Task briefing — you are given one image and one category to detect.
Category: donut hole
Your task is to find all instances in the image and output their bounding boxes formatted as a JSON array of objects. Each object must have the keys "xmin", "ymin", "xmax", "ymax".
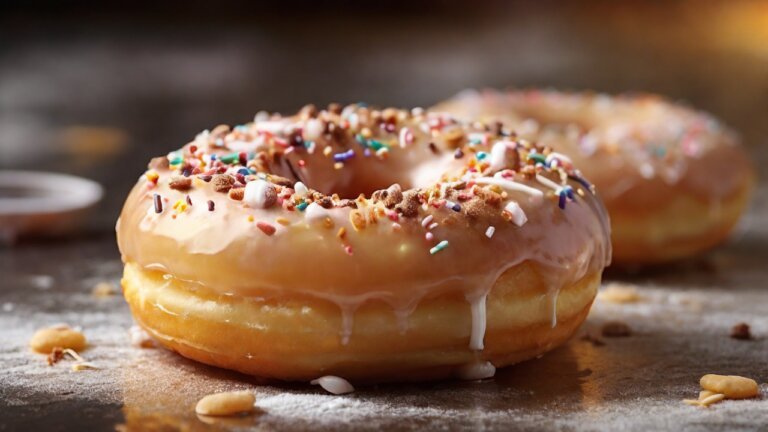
[
  {"xmin": 275, "ymin": 154, "xmax": 434, "ymax": 199},
  {"xmin": 510, "ymin": 106, "xmax": 595, "ymax": 133}
]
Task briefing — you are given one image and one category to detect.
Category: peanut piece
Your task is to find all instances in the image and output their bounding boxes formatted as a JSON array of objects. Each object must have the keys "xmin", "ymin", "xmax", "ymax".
[
  {"xmin": 699, "ymin": 393, "xmax": 725, "ymax": 407},
  {"xmin": 598, "ymin": 283, "xmax": 640, "ymax": 304},
  {"xmin": 30, "ymin": 325, "xmax": 86, "ymax": 354},
  {"xmin": 700, "ymin": 374, "xmax": 760, "ymax": 399},
  {"xmin": 195, "ymin": 391, "xmax": 255, "ymax": 416}
]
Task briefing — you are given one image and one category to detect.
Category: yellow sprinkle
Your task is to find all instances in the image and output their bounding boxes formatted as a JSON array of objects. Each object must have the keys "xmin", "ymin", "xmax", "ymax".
[
  {"xmin": 334, "ymin": 162, "xmax": 344, "ymax": 170},
  {"xmin": 172, "ymin": 200, "xmax": 187, "ymax": 213},
  {"xmin": 337, "ymin": 227, "xmax": 346, "ymax": 239},
  {"xmin": 145, "ymin": 171, "xmax": 159, "ymax": 183},
  {"xmin": 247, "ymin": 215, "xmax": 254, "ymax": 222},
  {"xmin": 323, "ymin": 146, "xmax": 333, "ymax": 157},
  {"xmin": 361, "ymin": 127, "xmax": 372, "ymax": 138},
  {"xmin": 276, "ymin": 217, "xmax": 291, "ymax": 226}
]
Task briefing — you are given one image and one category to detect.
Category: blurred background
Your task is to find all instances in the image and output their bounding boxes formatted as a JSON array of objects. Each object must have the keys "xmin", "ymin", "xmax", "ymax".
[{"xmin": 2, "ymin": 0, "xmax": 767, "ymax": 233}]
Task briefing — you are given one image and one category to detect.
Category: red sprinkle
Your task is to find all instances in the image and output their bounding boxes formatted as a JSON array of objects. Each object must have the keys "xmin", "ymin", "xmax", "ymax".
[
  {"xmin": 256, "ymin": 221, "xmax": 276, "ymax": 236},
  {"xmin": 207, "ymin": 200, "xmax": 215, "ymax": 211},
  {"xmin": 344, "ymin": 245, "xmax": 353, "ymax": 255}
]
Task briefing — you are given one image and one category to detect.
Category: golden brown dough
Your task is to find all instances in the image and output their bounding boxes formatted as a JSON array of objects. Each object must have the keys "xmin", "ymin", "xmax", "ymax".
[
  {"xmin": 433, "ymin": 90, "xmax": 754, "ymax": 264},
  {"xmin": 117, "ymin": 104, "xmax": 610, "ymax": 382}
]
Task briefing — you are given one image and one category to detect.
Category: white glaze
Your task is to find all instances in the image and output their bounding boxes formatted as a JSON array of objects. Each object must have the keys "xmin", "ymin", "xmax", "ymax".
[
  {"xmin": 457, "ymin": 360, "xmax": 496, "ymax": 380},
  {"xmin": 310, "ymin": 375, "xmax": 355, "ymax": 394}
]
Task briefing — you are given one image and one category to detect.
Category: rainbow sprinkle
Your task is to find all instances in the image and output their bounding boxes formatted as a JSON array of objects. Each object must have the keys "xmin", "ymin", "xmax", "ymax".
[
  {"xmin": 153, "ymin": 194, "xmax": 163, "ymax": 213},
  {"xmin": 429, "ymin": 240, "xmax": 449, "ymax": 255}
]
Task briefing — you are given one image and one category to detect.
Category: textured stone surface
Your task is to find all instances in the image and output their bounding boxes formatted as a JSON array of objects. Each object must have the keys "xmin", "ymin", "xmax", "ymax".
[{"xmin": 3, "ymin": 2, "xmax": 768, "ymax": 430}]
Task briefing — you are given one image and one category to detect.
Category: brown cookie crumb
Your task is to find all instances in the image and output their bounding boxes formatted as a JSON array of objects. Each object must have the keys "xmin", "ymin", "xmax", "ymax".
[
  {"xmin": 337, "ymin": 199, "xmax": 358, "ymax": 209},
  {"xmin": 601, "ymin": 321, "xmax": 632, "ymax": 337},
  {"xmin": 268, "ymin": 175, "xmax": 294, "ymax": 187},
  {"xmin": 210, "ymin": 124, "xmax": 231, "ymax": 138},
  {"xmin": 317, "ymin": 196, "xmax": 334, "ymax": 209},
  {"xmin": 148, "ymin": 156, "xmax": 170, "ymax": 170},
  {"xmin": 381, "ymin": 108, "xmax": 399, "ymax": 123},
  {"xmin": 169, "ymin": 176, "xmax": 192, "ymax": 191},
  {"xmin": 730, "ymin": 323, "xmax": 752, "ymax": 340},
  {"xmin": 228, "ymin": 187, "xmax": 244, "ymax": 201},
  {"xmin": 327, "ymin": 103, "xmax": 342, "ymax": 115},
  {"xmin": 299, "ymin": 104, "xmax": 318, "ymax": 119},
  {"xmin": 460, "ymin": 198, "xmax": 481, "ymax": 219},
  {"xmin": 441, "ymin": 126, "xmax": 465, "ymax": 149},
  {"xmin": 395, "ymin": 190, "xmax": 420, "ymax": 217},
  {"xmin": 212, "ymin": 174, "xmax": 235, "ymax": 192},
  {"xmin": 47, "ymin": 347, "xmax": 65, "ymax": 365},
  {"xmin": 472, "ymin": 186, "xmax": 502, "ymax": 207},
  {"xmin": 373, "ymin": 184, "xmax": 404, "ymax": 209}
]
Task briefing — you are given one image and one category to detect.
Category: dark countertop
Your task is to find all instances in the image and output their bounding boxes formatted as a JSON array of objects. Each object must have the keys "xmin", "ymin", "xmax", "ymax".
[{"xmin": 2, "ymin": 1, "xmax": 768, "ymax": 430}]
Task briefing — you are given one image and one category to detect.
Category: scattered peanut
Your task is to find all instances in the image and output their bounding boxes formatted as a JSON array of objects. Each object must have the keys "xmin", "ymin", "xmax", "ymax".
[
  {"xmin": 195, "ymin": 391, "xmax": 255, "ymax": 416},
  {"xmin": 71, "ymin": 362, "xmax": 99, "ymax": 372},
  {"xmin": 730, "ymin": 323, "xmax": 752, "ymax": 340},
  {"xmin": 598, "ymin": 283, "xmax": 641, "ymax": 304},
  {"xmin": 129, "ymin": 325, "xmax": 156, "ymax": 348},
  {"xmin": 699, "ymin": 393, "xmax": 726, "ymax": 406},
  {"xmin": 92, "ymin": 281, "xmax": 117, "ymax": 298},
  {"xmin": 700, "ymin": 374, "xmax": 760, "ymax": 399},
  {"xmin": 684, "ymin": 392, "xmax": 725, "ymax": 408},
  {"xmin": 601, "ymin": 321, "xmax": 632, "ymax": 337},
  {"xmin": 30, "ymin": 325, "xmax": 87, "ymax": 354}
]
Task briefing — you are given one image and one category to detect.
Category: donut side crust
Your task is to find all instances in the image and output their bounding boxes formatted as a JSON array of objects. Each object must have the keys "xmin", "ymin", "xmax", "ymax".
[{"xmin": 122, "ymin": 261, "xmax": 600, "ymax": 382}]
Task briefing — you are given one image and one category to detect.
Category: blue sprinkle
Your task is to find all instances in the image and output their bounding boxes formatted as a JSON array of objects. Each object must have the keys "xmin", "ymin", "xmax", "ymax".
[
  {"xmin": 364, "ymin": 148, "xmax": 372, "ymax": 157},
  {"xmin": 569, "ymin": 175, "xmax": 592, "ymax": 192},
  {"xmin": 430, "ymin": 240, "xmax": 449, "ymax": 255},
  {"xmin": 355, "ymin": 134, "xmax": 368, "ymax": 146},
  {"xmin": 237, "ymin": 168, "xmax": 251, "ymax": 176},
  {"xmin": 564, "ymin": 185, "xmax": 575, "ymax": 200},
  {"xmin": 296, "ymin": 201, "xmax": 309, "ymax": 211},
  {"xmin": 333, "ymin": 149, "xmax": 356, "ymax": 162},
  {"xmin": 558, "ymin": 190, "xmax": 567, "ymax": 209},
  {"xmin": 210, "ymin": 154, "xmax": 217, "ymax": 161}
]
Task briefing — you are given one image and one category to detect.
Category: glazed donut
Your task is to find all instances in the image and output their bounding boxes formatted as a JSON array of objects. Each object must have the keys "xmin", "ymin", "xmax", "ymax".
[
  {"xmin": 117, "ymin": 104, "xmax": 610, "ymax": 383},
  {"xmin": 433, "ymin": 90, "xmax": 754, "ymax": 264}
]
